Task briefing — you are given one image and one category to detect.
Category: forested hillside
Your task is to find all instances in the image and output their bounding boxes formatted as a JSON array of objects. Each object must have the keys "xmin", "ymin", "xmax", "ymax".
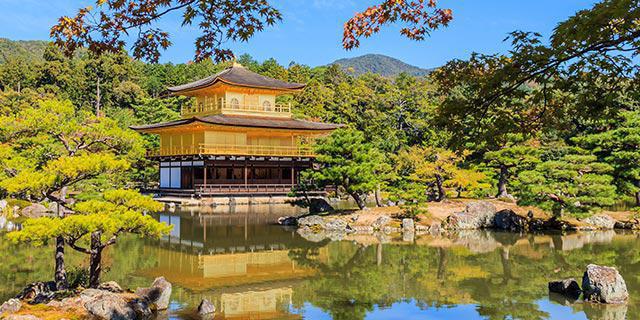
[
  {"xmin": 0, "ymin": 38, "xmax": 48, "ymax": 63},
  {"xmin": 331, "ymin": 54, "xmax": 432, "ymax": 77}
]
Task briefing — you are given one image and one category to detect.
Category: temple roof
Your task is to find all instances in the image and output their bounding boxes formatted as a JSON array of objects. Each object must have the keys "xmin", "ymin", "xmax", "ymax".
[
  {"xmin": 167, "ymin": 63, "xmax": 306, "ymax": 94},
  {"xmin": 130, "ymin": 114, "xmax": 341, "ymax": 132}
]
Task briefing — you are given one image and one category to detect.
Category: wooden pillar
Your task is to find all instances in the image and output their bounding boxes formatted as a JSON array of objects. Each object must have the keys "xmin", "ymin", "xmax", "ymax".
[
  {"xmin": 191, "ymin": 162, "xmax": 195, "ymax": 192},
  {"xmin": 203, "ymin": 161, "xmax": 207, "ymax": 191},
  {"xmin": 291, "ymin": 160, "xmax": 295, "ymax": 186},
  {"xmin": 244, "ymin": 159, "xmax": 248, "ymax": 187}
]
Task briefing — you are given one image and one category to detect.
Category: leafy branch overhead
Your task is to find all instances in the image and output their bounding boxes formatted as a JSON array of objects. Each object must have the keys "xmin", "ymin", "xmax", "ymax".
[{"xmin": 50, "ymin": 0, "xmax": 453, "ymax": 63}]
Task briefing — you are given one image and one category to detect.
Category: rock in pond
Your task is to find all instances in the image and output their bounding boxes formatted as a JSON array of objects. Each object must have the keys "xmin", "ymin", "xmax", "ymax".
[
  {"xmin": 135, "ymin": 277, "xmax": 172, "ymax": 310},
  {"xmin": 582, "ymin": 264, "xmax": 628, "ymax": 304},
  {"xmin": 197, "ymin": 299, "xmax": 215, "ymax": 315},
  {"xmin": 493, "ymin": 209, "xmax": 528, "ymax": 232},
  {"xmin": 0, "ymin": 298, "xmax": 21, "ymax": 315},
  {"xmin": 444, "ymin": 201, "xmax": 496, "ymax": 230},
  {"xmin": 82, "ymin": 289, "xmax": 152, "ymax": 320},
  {"xmin": 548, "ymin": 278, "xmax": 581, "ymax": 299},
  {"xmin": 277, "ymin": 216, "xmax": 297, "ymax": 226}
]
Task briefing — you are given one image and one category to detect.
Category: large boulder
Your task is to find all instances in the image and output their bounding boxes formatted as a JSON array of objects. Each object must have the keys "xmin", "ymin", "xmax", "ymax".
[
  {"xmin": 297, "ymin": 215, "xmax": 324, "ymax": 227},
  {"xmin": 548, "ymin": 278, "xmax": 581, "ymax": 299},
  {"xmin": 135, "ymin": 277, "xmax": 172, "ymax": 310},
  {"xmin": 444, "ymin": 201, "xmax": 496, "ymax": 230},
  {"xmin": 583, "ymin": 214, "xmax": 616, "ymax": 230},
  {"xmin": 81, "ymin": 289, "xmax": 152, "ymax": 320},
  {"xmin": 20, "ymin": 204, "xmax": 49, "ymax": 218},
  {"xmin": 582, "ymin": 264, "xmax": 628, "ymax": 304},
  {"xmin": 309, "ymin": 198, "xmax": 334, "ymax": 214},
  {"xmin": 493, "ymin": 209, "xmax": 528, "ymax": 232},
  {"xmin": 0, "ymin": 299, "xmax": 21, "ymax": 315}
]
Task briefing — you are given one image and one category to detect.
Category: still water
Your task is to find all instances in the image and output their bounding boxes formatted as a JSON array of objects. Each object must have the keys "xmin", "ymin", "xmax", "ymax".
[{"xmin": 1, "ymin": 204, "xmax": 639, "ymax": 320}]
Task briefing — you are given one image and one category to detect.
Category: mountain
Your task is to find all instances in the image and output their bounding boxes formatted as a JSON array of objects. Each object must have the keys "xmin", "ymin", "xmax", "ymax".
[
  {"xmin": 330, "ymin": 54, "xmax": 433, "ymax": 77},
  {"xmin": 0, "ymin": 38, "xmax": 49, "ymax": 63}
]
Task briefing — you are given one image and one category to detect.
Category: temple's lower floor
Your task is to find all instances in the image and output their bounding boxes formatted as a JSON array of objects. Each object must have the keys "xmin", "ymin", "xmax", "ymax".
[{"xmin": 155, "ymin": 156, "xmax": 313, "ymax": 196}]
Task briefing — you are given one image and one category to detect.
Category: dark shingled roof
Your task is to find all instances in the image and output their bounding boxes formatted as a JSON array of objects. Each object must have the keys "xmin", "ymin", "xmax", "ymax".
[
  {"xmin": 167, "ymin": 64, "xmax": 306, "ymax": 93},
  {"xmin": 130, "ymin": 114, "xmax": 341, "ymax": 131}
]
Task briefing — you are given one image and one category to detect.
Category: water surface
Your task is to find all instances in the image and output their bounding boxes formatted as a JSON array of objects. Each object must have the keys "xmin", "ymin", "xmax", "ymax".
[{"xmin": 1, "ymin": 204, "xmax": 638, "ymax": 320}]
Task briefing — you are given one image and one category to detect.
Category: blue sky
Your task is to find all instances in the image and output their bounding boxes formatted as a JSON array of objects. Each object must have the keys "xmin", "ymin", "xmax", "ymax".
[{"xmin": 0, "ymin": 0, "xmax": 597, "ymax": 68}]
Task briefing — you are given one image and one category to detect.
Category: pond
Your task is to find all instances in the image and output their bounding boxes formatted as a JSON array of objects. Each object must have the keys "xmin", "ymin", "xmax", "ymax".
[{"xmin": 1, "ymin": 204, "xmax": 638, "ymax": 320}]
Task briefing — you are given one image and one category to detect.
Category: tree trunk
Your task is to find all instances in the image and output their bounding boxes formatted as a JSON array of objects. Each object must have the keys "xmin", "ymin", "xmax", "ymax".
[
  {"xmin": 635, "ymin": 190, "xmax": 640, "ymax": 207},
  {"xmin": 54, "ymin": 236, "xmax": 68, "ymax": 290},
  {"xmin": 374, "ymin": 184, "xmax": 384, "ymax": 207},
  {"xmin": 88, "ymin": 231, "xmax": 103, "ymax": 289},
  {"xmin": 496, "ymin": 165, "xmax": 510, "ymax": 198},
  {"xmin": 350, "ymin": 192, "xmax": 366, "ymax": 210},
  {"xmin": 435, "ymin": 175, "xmax": 446, "ymax": 202},
  {"xmin": 54, "ymin": 187, "xmax": 68, "ymax": 290}
]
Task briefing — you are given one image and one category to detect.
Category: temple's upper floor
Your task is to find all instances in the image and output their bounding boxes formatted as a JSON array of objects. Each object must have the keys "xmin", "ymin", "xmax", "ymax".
[{"xmin": 168, "ymin": 63, "xmax": 305, "ymax": 119}]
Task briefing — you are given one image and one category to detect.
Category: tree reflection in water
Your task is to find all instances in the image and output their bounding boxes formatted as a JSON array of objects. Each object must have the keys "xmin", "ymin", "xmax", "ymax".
[{"xmin": 1, "ymin": 206, "xmax": 638, "ymax": 320}]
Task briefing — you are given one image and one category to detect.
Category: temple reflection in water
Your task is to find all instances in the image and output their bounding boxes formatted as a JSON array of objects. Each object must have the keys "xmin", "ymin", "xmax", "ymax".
[{"xmin": 143, "ymin": 205, "xmax": 316, "ymax": 319}]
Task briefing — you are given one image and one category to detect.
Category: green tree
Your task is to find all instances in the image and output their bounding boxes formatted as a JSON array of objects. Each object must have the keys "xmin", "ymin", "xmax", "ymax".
[
  {"xmin": 517, "ymin": 148, "xmax": 617, "ymax": 217},
  {"xmin": 8, "ymin": 189, "xmax": 170, "ymax": 288},
  {"xmin": 573, "ymin": 110, "xmax": 640, "ymax": 206},
  {"xmin": 484, "ymin": 144, "xmax": 541, "ymax": 199},
  {"xmin": 0, "ymin": 99, "xmax": 144, "ymax": 289},
  {"xmin": 396, "ymin": 146, "xmax": 467, "ymax": 201},
  {"xmin": 310, "ymin": 128, "xmax": 388, "ymax": 209}
]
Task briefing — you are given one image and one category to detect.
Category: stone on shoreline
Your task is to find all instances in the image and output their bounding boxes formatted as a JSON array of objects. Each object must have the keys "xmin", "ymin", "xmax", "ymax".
[
  {"xmin": 444, "ymin": 201, "xmax": 496, "ymax": 230},
  {"xmin": 135, "ymin": 277, "xmax": 172, "ymax": 310},
  {"xmin": 548, "ymin": 278, "xmax": 581, "ymax": 299},
  {"xmin": 493, "ymin": 209, "xmax": 528, "ymax": 232},
  {"xmin": 309, "ymin": 198, "xmax": 334, "ymax": 213},
  {"xmin": 582, "ymin": 215, "xmax": 616, "ymax": 230},
  {"xmin": 0, "ymin": 298, "xmax": 22, "ymax": 315},
  {"xmin": 324, "ymin": 219, "xmax": 348, "ymax": 231},
  {"xmin": 297, "ymin": 215, "xmax": 324, "ymax": 227},
  {"xmin": 582, "ymin": 264, "xmax": 628, "ymax": 304},
  {"xmin": 82, "ymin": 289, "xmax": 152, "ymax": 320}
]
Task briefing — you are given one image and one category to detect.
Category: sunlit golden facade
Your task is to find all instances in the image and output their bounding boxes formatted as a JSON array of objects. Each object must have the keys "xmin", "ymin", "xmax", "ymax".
[{"xmin": 131, "ymin": 63, "xmax": 339, "ymax": 195}]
